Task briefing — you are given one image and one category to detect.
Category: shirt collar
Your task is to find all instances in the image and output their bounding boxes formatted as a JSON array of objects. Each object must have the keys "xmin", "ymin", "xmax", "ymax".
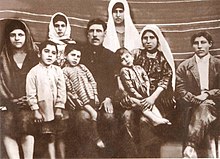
[{"xmin": 195, "ymin": 53, "xmax": 210, "ymax": 64}]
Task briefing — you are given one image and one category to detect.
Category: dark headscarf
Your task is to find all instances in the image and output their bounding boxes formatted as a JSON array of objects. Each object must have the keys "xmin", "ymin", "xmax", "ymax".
[{"xmin": 0, "ymin": 19, "xmax": 38, "ymax": 100}]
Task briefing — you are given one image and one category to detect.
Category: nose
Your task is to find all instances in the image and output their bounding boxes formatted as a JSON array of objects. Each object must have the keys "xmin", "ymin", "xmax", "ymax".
[
  {"xmin": 93, "ymin": 30, "xmax": 97, "ymax": 36},
  {"xmin": 198, "ymin": 42, "xmax": 202, "ymax": 48},
  {"xmin": 58, "ymin": 26, "xmax": 62, "ymax": 31},
  {"xmin": 15, "ymin": 34, "xmax": 19, "ymax": 41},
  {"xmin": 116, "ymin": 11, "xmax": 120, "ymax": 17}
]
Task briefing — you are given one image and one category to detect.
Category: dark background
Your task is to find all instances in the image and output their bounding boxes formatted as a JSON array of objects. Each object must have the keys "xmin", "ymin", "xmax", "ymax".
[{"xmin": 0, "ymin": 0, "xmax": 219, "ymax": 66}]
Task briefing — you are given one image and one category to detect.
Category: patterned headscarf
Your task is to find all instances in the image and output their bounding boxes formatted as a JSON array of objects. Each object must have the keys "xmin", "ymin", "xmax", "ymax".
[
  {"xmin": 140, "ymin": 24, "xmax": 176, "ymax": 90},
  {"xmin": 103, "ymin": 0, "xmax": 141, "ymax": 52}
]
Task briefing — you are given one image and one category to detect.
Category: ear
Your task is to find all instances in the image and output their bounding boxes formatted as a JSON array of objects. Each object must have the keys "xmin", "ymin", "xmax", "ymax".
[
  {"xmin": 104, "ymin": 30, "xmax": 107, "ymax": 37},
  {"xmin": 209, "ymin": 41, "xmax": 213, "ymax": 48}
]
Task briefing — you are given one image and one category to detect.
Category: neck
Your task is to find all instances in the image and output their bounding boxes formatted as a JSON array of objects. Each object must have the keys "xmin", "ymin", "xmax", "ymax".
[
  {"xmin": 12, "ymin": 48, "xmax": 26, "ymax": 55},
  {"xmin": 115, "ymin": 24, "xmax": 125, "ymax": 33},
  {"xmin": 145, "ymin": 48, "xmax": 158, "ymax": 54}
]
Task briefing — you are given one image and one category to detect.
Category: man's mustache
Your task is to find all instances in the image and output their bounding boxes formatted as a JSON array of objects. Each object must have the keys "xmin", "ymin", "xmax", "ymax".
[{"xmin": 92, "ymin": 38, "xmax": 99, "ymax": 41}]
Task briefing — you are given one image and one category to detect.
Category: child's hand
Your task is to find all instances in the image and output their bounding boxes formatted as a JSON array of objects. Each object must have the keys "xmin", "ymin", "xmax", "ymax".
[
  {"xmin": 94, "ymin": 95, "xmax": 100, "ymax": 106},
  {"xmin": 34, "ymin": 110, "xmax": 43, "ymax": 123},
  {"xmin": 55, "ymin": 108, "xmax": 63, "ymax": 120},
  {"xmin": 76, "ymin": 99, "xmax": 83, "ymax": 107}
]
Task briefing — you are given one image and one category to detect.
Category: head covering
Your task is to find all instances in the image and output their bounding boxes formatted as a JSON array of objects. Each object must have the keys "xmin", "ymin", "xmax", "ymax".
[
  {"xmin": 48, "ymin": 12, "xmax": 71, "ymax": 44},
  {"xmin": 103, "ymin": 0, "xmax": 141, "ymax": 52},
  {"xmin": 0, "ymin": 19, "xmax": 38, "ymax": 99},
  {"xmin": 140, "ymin": 24, "xmax": 176, "ymax": 90}
]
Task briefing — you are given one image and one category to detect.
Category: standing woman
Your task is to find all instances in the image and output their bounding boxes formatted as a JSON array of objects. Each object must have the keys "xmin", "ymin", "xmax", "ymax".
[
  {"xmin": 0, "ymin": 19, "xmax": 39, "ymax": 159},
  {"xmin": 48, "ymin": 12, "xmax": 75, "ymax": 67},
  {"xmin": 134, "ymin": 24, "xmax": 176, "ymax": 157}
]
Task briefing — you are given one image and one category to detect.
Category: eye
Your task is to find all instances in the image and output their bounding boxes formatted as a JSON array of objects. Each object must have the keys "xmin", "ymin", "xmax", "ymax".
[
  {"xmin": 201, "ymin": 40, "xmax": 207, "ymax": 44},
  {"xmin": 88, "ymin": 29, "xmax": 94, "ymax": 33},
  {"xmin": 119, "ymin": 10, "xmax": 124, "ymax": 13},
  {"xmin": 54, "ymin": 24, "xmax": 59, "ymax": 28},
  {"xmin": 96, "ymin": 29, "xmax": 102, "ymax": 33},
  {"xmin": 44, "ymin": 49, "xmax": 49, "ymax": 53},
  {"xmin": 51, "ymin": 51, "xmax": 56, "ymax": 55},
  {"xmin": 61, "ymin": 24, "xmax": 66, "ymax": 27},
  {"xmin": 150, "ymin": 36, "xmax": 155, "ymax": 39},
  {"xmin": 18, "ymin": 33, "xmax": 25, "ymax": 37}
]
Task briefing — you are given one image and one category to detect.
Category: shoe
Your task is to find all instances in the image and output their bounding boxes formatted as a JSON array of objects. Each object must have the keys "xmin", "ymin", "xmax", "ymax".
[
  {"xmin": 96, "ymin": 139, "xmax": 105, "ymax": 148},
  {"xmin": 183, "ymin": 146, "xmax": 197, "ymax": 158}
]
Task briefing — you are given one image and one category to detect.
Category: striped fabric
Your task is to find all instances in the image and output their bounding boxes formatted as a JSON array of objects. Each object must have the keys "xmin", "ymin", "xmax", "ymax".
[
  {"xmin": 0, "ymin": 0, "xmax": 219, "ymax": 65},
  {"xmin": 63, "ymin": 64, "xmax": 97, "ymax": 105}
]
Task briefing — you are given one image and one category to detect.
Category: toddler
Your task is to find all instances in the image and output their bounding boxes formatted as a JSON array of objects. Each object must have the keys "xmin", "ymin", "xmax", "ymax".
[{"xmin": 62, "ymin": 43, "xmax": 105, "ymax": 148}]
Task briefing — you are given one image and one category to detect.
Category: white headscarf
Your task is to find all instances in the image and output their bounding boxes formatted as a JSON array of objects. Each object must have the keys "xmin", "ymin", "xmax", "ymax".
[
  {"xmin": 48, "ymin": 12, "xmax": 71, "ymax": 44},
  {"xmin": 140, "ymin": 24, "xmax": 176, "ymax": 90},
  {"xmin": 103, "ymin": 0, "xmax": 141, "ymax": 52}
]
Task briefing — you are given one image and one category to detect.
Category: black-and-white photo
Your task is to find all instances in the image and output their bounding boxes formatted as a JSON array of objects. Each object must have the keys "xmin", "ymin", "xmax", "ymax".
[{"xmin": 0, "ymin": 0, "xmax": 219, "ymax": 158}]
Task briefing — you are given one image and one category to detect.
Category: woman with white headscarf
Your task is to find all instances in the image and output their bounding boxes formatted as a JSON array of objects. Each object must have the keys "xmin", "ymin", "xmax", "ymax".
[
  {"xmin": 134, "ymin": 24, "xmax": 176, "ymax": 157},
  {"xmin": 103, "ymin": 0, "xmax": 141, "ymax": 52},
  {"xmin": 117, "ymin": 24, "xmax": 176, "ymax": 157},
  {"xmin": 48, "ymin": 12, "xmax": 75, "ymax": 67}
]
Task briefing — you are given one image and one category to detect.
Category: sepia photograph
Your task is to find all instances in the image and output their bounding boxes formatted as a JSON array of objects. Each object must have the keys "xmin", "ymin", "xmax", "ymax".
[{"xmin": 0, "ymin": 0, "xmax": 220, "ymax": 158}]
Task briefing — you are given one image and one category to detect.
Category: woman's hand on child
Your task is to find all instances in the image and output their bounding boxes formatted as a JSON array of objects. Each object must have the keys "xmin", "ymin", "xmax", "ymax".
[
  {"xmin": 141, "ymin": 96, "xmax": 155, "ymax": 109},
  {"xmin": 55, "ymin": 108, "xmax": 63, "ymax": 120},
  {"xmin": 34, "ymin": 110, "xmax": 43, "ymax": 123}
]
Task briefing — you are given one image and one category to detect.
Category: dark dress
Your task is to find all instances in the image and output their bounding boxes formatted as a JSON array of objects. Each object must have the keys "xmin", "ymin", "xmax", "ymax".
[{"xmin": 133, "ymin": 49, "xmax": 175, "ymax": 157}]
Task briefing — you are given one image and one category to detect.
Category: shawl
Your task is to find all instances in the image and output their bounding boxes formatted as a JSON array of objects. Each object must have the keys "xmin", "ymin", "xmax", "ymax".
[
  {"xmin": 139, "ymin": 24, "xmax": 176, "ymax": 90},
  {"xmin": 0, "ymin": 19, "xmax": 38, "ymax": 101},
  {"xmin": 48, "ymin": 12, "xmax": 72, "ymax": 45},
  {"xmin": 103, "ymin": 0, "xmax": 141, "ymax": 52}
]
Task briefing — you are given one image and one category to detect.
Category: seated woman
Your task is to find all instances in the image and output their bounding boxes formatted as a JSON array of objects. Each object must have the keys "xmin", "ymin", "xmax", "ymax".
[
  {"xmin": 117, "ymin": 24, "xmax": 176, "ymax": 158},
  {"xmin": 0, "ymin": 19, "xmax": 39, "ymax": 159}
]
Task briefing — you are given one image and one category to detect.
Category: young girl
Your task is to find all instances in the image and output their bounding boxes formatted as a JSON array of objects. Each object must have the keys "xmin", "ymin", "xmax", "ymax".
[
  {"xmin": 26, "ymin": 40, "xmax": 66, "ymax": 159},
  {"xmin": 62, "ymin": 43, "xmax": 105, "ymax": 148},
  {"xmin": 116, "ymin": 47, "xmax": 171, "ymax": 126},
  {"xmin": 48, "ymin": 12, "xmax": 76, "ymax": 67},
  {"xmin": 0, "ymin": 19, "xmax": 39, "ymax": 159}
]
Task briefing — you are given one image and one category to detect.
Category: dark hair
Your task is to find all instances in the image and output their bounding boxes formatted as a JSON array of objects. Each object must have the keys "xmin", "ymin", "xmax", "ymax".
[
  {"xmin": 141, "ymin": 30, "xmax": 159, "ymax": 42},
  {"xmin": 112, "ymin": 2, "xmax": 124, "ymax": 12},
  {"xmin": 191, "ymin": 31, "xmax": 213, "ymax": 46},
  {"xmin": 64, "ymin": 43, "xmax": 81, "ymax": 56},
  {"xmin": 53, "ymin": 14, "xmax": 67, "ymax": 25},
  {"xmin": 39, "ymin": 40, "xmax": 58, "ymax": 54},
  {"xmin": 87, "ymin": 18, "xmax": 107, "ymax": 32},
  {"xmin": 115, "ymin": 47, "xmax": 132, "ymax": 62}
]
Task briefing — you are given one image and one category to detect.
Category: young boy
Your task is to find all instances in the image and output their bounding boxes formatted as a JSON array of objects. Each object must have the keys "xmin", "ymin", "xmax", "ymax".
[
  {"xmin": 116, "ymin": 47, "xmax": 171, "ymax": 126},
  {"xmin": 62, "ymin": 43, "xmax": 105, "ymax": 148},
  {"xmin": 26, "ymin": 40, "xmax": 66, "ymax": 159}
]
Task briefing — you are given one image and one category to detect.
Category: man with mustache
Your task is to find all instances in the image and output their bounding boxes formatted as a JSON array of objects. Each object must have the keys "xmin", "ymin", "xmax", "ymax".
[
  {"xmin": 75, "ymin": 18, "xmax": 119, "ymax": 157},
  {"xmin": 176, "ymin": 31, "xmax": 220, "ymax": 158}
]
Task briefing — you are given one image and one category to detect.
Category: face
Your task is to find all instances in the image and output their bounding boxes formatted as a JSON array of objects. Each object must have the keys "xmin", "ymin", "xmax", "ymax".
[
  {"xmin": 54, "ymin": 21, "xmax": 67, "ymax": 37},
  {"xmin": 120, "ymin": 51, "xmax": 134, "ymax": 67},
  {"xmin": 142, "ymin": 31, "xmax": 158, "ymax": 51},
  {"xmin": 88, "ymin": 24, "xmax": 105, "ymax": 46},
  {"xmin": 66, "ymin": 50, "xmax": 81, "ymax": 67},
  {"xmin": 9, "ymin": 29, "xmax": 26, "ymax": 49},
  {"xmin": 40, "ymin": 44, "xmax": 57, "ymax": 66},
  {"xmin": 112, "ymin": 8, "xmax": 124, "ymax": 25},
  {"xmin": 193, "ymin": 36, "xmax": 212, "ymax": 58}
]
